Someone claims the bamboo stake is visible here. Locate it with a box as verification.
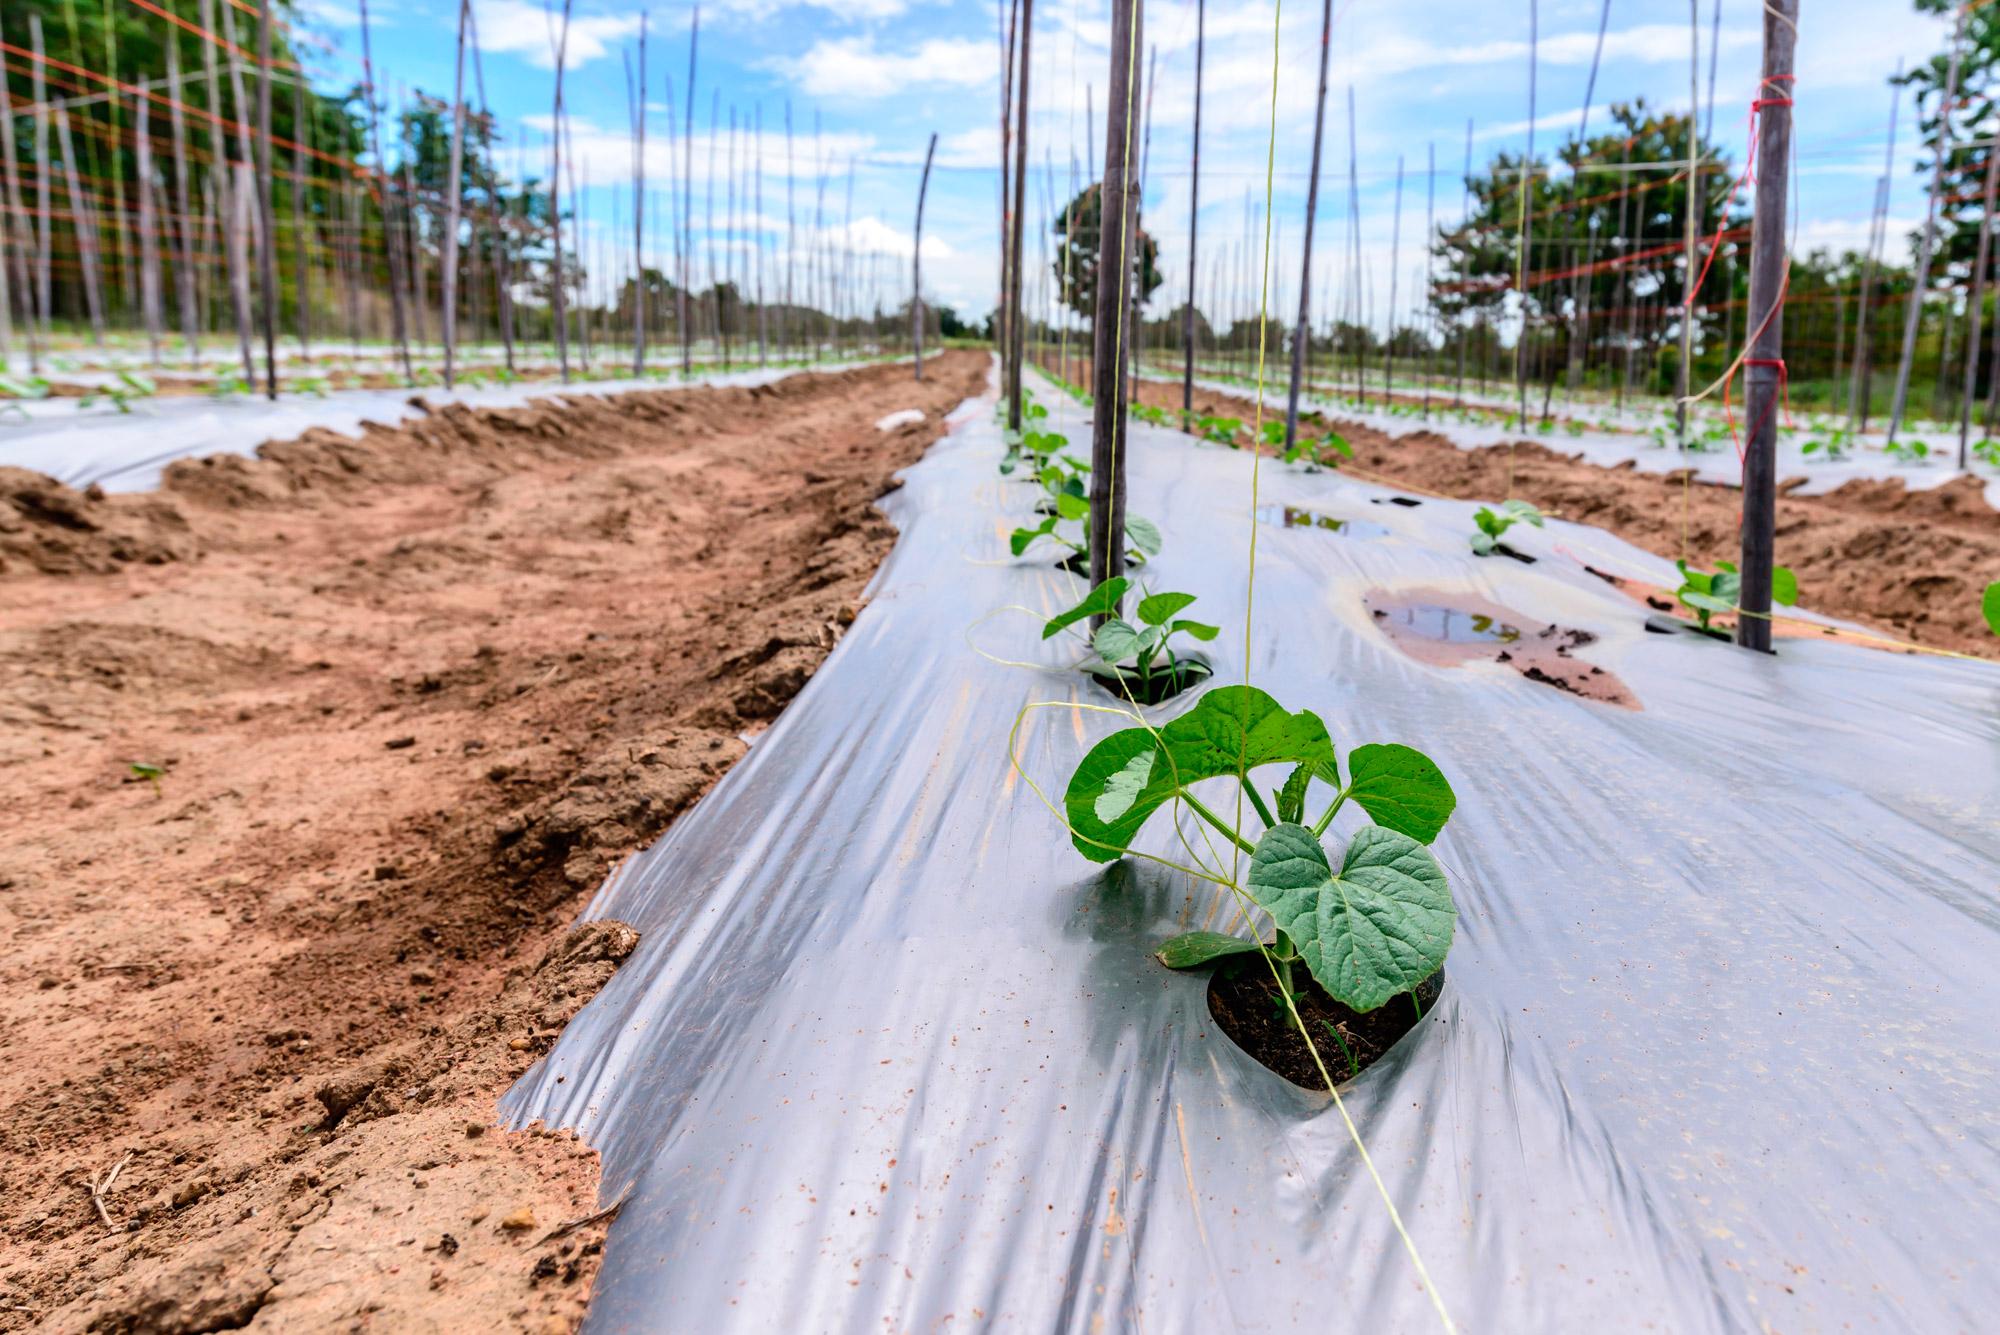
[255,0,277,396]
[468,4,512,373]
[1516,0,1537,428]
[1283,0,1333,452]
[358,0,410,379]
[1384,155,1403,403]
[783,99,794,358]
[549,0,575,382]
[680,7,698,374]
[31,17,52,350]
[1089,0,1140,606]
[1182,0,1203,416]
[998,0,1018,384]
[55,110,108,346]
[913,131,937,380]
[1458,119,1471,405]
[136,90,163,363]
[1424,141,1434,416]
[1005,0,1034,430]
[1957,132,1999,463]
[755,104,767,366]
[1888,15,1963,447]
[1737,0,1797,655]
[629,16,647,375]
[292,68,310,361]
[0,16,42,372]
[440,0,470,387]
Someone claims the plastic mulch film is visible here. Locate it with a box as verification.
[502,366,2000,1331]
[0,360,885,494]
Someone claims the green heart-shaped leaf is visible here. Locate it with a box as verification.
[1125,515,1163,557]
[1170,619,1221,642]
[1247,823,1454,1013]
[1092,618,1146,664]
[1136,591,1196,626]
[1345,744,1457,844]
[1062,686,1338,863]
[1043,577,1129,640]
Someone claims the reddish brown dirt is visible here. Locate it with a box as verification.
[0,351,988,1332]
[1069,362,2000,661]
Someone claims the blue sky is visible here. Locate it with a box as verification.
[290,0,1954,331]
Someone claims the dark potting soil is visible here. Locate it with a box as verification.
[1207,954,1444,1090]
[1088,658,1211,706]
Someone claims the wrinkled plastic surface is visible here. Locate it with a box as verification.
[503,365,2000,1331]
[1163,368,2000,506]
[0,358,890,493]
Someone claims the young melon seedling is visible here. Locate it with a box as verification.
[79,371,156,415]
[1284,430,1353,469]
[1042,577,1220,698]
[1063,686,1458,1015]
[1010,496,1162,567]
[1884,437,1930,465]
[1469,499,1544,556]
[1675,559,1799,632]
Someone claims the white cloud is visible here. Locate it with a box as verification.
[472,0,641,70]
[777,35,998,99]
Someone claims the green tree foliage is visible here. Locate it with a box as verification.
[1051,182,1164,323]
[1432,99,1739,364]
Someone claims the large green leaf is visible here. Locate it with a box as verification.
[1345,744,1457,844]
[1062,686,1338,862]
[1136,591,1196,626]
[1056,491,1090,521]
[1126,515,1163,557]
[1043,577,1129,640]
[1155,931,1263,969]
[1092,619,1150,664]
[1246,823,1454,1013]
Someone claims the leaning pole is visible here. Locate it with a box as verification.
[1736,0,1797,654]
[1089,0,1142,609]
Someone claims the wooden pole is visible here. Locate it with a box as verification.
[1384,155,1403,404]
[1737,0,1797,655]
[681,7,698,374]
[1424,141,1434,416]
[1182,0,1203,416]
[30,17,52,351]
[1005,0,1034,430]
[1282,0,1334,452]
[254,0,278,393]
[1672,0,1699,445]
[755,104,767,366]
[1515,0,1537,427]
[469,6,512,372]
[1888,13,1962,446]
[1089,0,1140,606]
[998,0,1018,384]
[549,0,575,382]
[135,90,163,364]
[441,0,470,387]
[630,16,647,375]
[1958,133,1999,463]
[291,70,311,362]
[358,0,411,379]
[54,110,108,346]
[913,132,937,380]
[0,18,43,372]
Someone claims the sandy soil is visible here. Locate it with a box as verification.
[0,350,988,1332]
[1090,367,2000,661]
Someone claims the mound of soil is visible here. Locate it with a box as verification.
[1207,955,1444,1090]
[0,351,989,1331]
[1065,358,2000,661]
[0,468,195,576]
